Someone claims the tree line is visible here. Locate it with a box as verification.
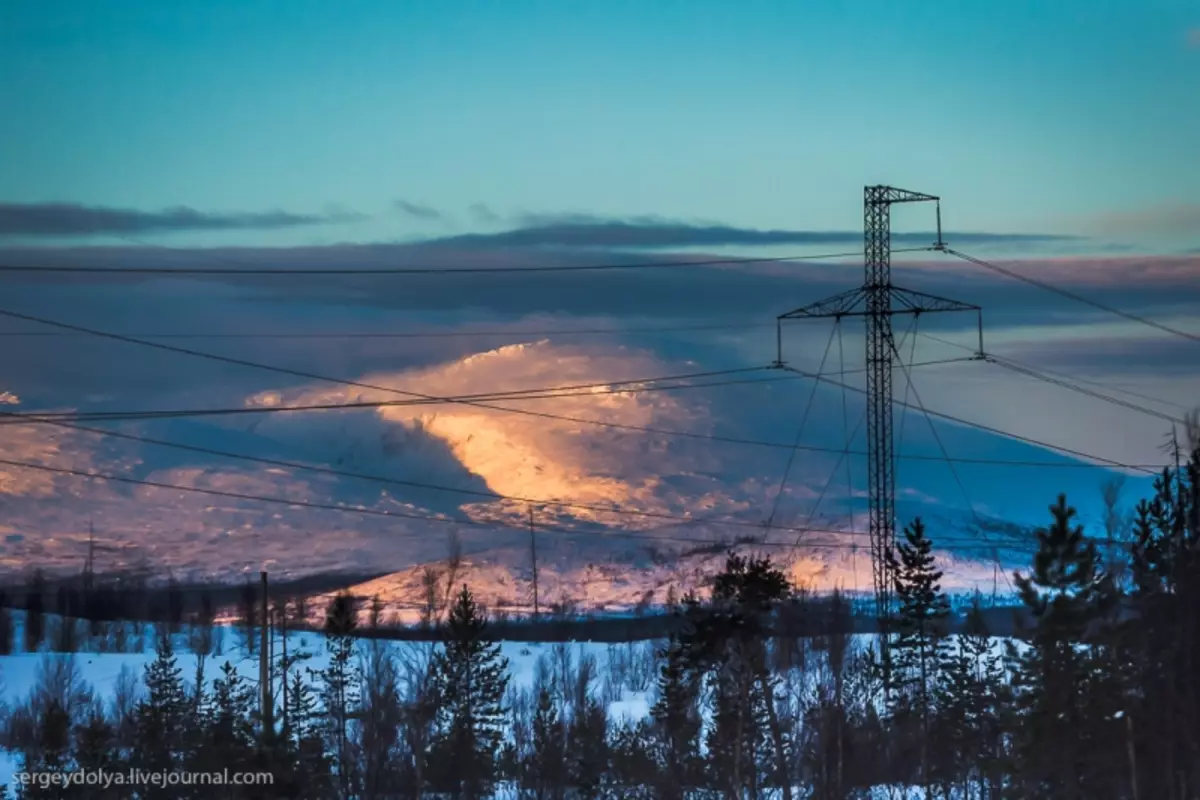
[0,438,1196,798]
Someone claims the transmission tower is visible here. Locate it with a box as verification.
[776,185,984,634]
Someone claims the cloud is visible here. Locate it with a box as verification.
[393,200,443,221]
[0,202,364,237]
[1076,203,1200,237]
[429,215,1081,250]
[469,203,502,224]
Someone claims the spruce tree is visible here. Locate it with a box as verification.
[191,661,258,788]
[1007,494,1106,799]
[74,704,121,800]
[428,584,510,800]
[132,631,193,795]
[525,687,566,799]
[17,698,72,800]
[676,554,793,799]
[886,517,950,791]
[649,636,701,800]
[288,669,335,798]
[320,591,360,798]
[567,695,609,800]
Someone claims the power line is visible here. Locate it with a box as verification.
[8,411,810,528]
[0,368,800,425]
[765,324,839,529]
[984,356,1187,427]
[776,362,1161,474]
[890,337,1016,594]
[0,248,912,276]
[0,320,776,340]
[782,317,922,555]
[942,247,1200,345]
[0,454,1025,553]
[918,330,1190,412]
[0,305,1172,471]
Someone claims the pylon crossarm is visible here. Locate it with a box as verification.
[867,185,940,205]
[778,287,868,320]
[887,286,980,314]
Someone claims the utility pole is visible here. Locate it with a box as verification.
[259,571,273,737]
[528,505,540,621]
[83,519,95,592]
[777,185,984,649]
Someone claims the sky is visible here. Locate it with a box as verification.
[0,1,1197,592]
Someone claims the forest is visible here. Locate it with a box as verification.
[0,441,1196,799]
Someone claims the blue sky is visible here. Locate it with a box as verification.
[2,0,1198,250]
[0,1,1198,583]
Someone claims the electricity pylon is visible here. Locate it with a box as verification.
[776,186,983,635]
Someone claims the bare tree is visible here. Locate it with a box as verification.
[443,530,464,614]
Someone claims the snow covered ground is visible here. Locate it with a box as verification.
[0,622,655,793]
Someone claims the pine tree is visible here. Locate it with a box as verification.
[607,720,658,799]
[568,695,609,800]
[428,584,510,800]
[191,661,257,785]
[74,704,121,800]
[320,591,360,798]
[1122,439,1200,799]
[649,636,701,800]
[17,698,72,800]
[525,687,566,799]
[679,554,792,799]
[886,517,951,791]
[359,598,403,799]
[935,591,1003,797]
[1007,494,1107,799]
[132,632,193,798]
[288,669,335,798]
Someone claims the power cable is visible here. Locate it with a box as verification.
[764,324,838,529]
[785,318,917,554]
[942,247,1200,345]
[1,358,959,426]
[0,249,929,276]
[776,362,1160,475]
[0,306,1172,471]
[889,337,1016,594]
[0,370,802,425]
[983,356,1187,427]
[0,455,1027,553]
[0,320,775,340]
[7,410,809,527]
[918,330,1189,412]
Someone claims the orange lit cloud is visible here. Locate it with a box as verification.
[245,340,735,528]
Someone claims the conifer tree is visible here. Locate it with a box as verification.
[17,698,72,800]
[428,584,509,799]
[74,703,120,800]
[568,694,609,800]
[132,632,192,798]
[1007,494,1106,799]
[320,591,360,798]
[192,662,257,782]
[288,669,335,798]
[649,636,701,800]
[525,687,566,799]
[886,517,950,791]
[359,597,403,799]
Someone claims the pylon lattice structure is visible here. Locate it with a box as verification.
[776,185,983,634]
